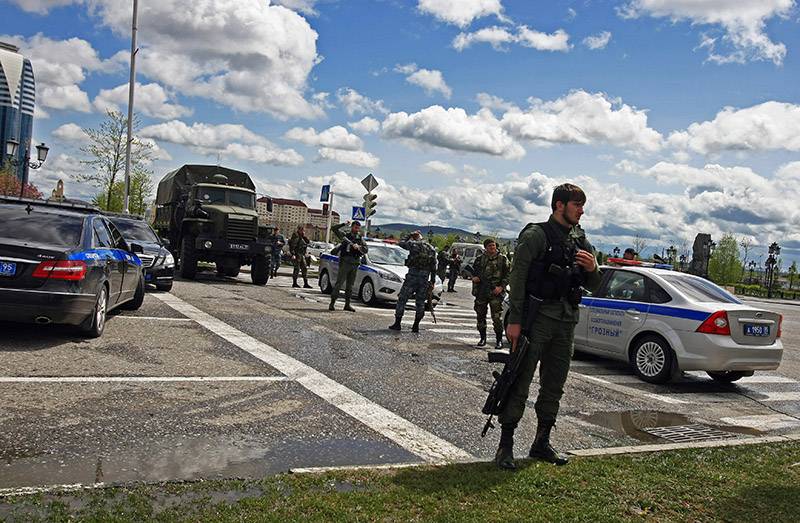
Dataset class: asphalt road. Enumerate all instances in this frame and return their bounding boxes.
[1,267,799,490]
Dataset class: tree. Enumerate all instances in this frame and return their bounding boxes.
[0,162,43,199]
[739,237,753,282]
[92,168,153,215]
[632,235,649,259]
[708,233,742,285]
[76,110,153,212]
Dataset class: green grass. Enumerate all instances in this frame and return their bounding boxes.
[2,442,799,522]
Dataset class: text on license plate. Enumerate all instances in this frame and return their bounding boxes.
[229,243,249,250]
[744,324,770,337]
[0,261,16,277]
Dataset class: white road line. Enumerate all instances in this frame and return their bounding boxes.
[683,371,797,384]
[429,328,480,335]
[111,316,192,322]
[0,376,289,383]
[572,373,690,405]
[154,293,473,463]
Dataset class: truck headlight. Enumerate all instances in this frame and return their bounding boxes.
[204,241,213,249]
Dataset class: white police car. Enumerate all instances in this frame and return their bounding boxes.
[318,240,444,306]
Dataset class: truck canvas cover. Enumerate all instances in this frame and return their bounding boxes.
[156,165,256,205]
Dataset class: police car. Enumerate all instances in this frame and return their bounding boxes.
[0,197,145,337]
[318,240,445,306]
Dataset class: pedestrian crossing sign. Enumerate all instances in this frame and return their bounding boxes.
[352,206,366,220]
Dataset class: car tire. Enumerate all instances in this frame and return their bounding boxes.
[319,270,332,294]
[156,281,173,292]
[631,335,675,384]
[251,256,269,286]
[707,371,748,383]
[179,236,197,280]
[360,278,376,306]
[79,285,108,338]
[121,274,145,310]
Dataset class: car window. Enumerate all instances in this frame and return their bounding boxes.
[110,218,159,243]
[93,220,114,249]
[0,205,84,248]
[647,279,672,304]
[368,245,408,265]
[105,220,126,249]
[600,271,648,302]
[661,274,742,304]
[465,248,475,258]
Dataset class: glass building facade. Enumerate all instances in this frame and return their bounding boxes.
[0,42,36,186]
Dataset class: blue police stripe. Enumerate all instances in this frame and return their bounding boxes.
[322,253,378,275]
[582,297,709,322]
[69,249,143,266]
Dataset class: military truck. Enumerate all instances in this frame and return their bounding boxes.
[153,164,272,285]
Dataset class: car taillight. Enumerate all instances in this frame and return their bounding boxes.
[777,315,783,338]
[32,260,87,281]
[696,310,731,336]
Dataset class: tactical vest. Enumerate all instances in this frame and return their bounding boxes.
[406,242,436,271]
[340,233,363,259]
[522,221,586,304]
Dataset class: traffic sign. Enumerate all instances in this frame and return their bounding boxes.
[352,206,366,221]
[320,184,330,202]
[361,173,379,193]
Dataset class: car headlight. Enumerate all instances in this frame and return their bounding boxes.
[378,270,402,283]
[161,252,175,268]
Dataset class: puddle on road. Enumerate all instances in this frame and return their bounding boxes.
[0,435,416,490]
[578,410,763,443]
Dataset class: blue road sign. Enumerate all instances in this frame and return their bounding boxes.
[352,206,366,221]
[320,184,330,202]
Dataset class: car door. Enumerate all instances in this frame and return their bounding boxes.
[586,270,649,357]
[92,218,123,304]
[575,271,612,351]
[106,219,139,303]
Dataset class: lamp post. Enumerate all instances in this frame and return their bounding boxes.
[666,245,677,265]
[766,242,781,298]
[704,238,716,278]
[613,246,620,258]
[748,260,757,284]
[5,140,49,198]
[679,254,687,272]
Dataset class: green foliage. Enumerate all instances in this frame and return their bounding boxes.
[0,161,43,198]
[708,234,743,285]
[91,167,153,215]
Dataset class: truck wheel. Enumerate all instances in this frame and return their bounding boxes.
[224,266,240,278]
[251,256,269,285]
[179,236,197,279]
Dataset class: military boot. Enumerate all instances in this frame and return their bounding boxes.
[292,278,300,288]
[529,421,569,466]
[494,424,516,470]
[303,279,312,289]
[388,316,402,331]
[343,299,356,312]
[411,314,424,333]
[476,329,487,347]
[495,332,504,350]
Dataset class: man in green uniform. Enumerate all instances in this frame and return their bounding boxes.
[472,239,510,349]
[289,225,312,289]
[496,183,602,469]
[329,220,368,312]
[388,231,437,333]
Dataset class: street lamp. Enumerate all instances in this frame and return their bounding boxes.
[613,246,620,258]
[5,140,49,197]
[679,254,687,272]
[666,245,677,264]
[748,260,757,284]
[766,242,781,298]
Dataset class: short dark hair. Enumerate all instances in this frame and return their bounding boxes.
[483,238,496,248]
[551,183,586,211]
[351,220,361,227]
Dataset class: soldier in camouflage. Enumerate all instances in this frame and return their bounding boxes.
[472,239,510,349]
[329,220,368,312]
[288,226,312,289]
[388,231,437,333]
[436,249,449,282]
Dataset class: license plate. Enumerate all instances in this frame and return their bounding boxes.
[0,261,16,277]
[744,324,770,337]
[228,243,250,251]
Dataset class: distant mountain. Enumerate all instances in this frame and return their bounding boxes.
[371,222,477,238]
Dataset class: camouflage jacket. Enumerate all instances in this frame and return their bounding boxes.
[472,252,510,299]
[288,232,309,256]
[399,238,437,280]
[331,222,368,260]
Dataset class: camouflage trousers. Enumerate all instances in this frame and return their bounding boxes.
[331,258,359,306]
[395,268,430,320]
[498,314,575,427]
[292,255,308,281]
[474,295,504,335]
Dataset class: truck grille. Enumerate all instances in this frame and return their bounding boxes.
[226,217,256,242]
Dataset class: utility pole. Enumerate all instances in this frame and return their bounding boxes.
[325,192,334,244]
[122,0,139,214]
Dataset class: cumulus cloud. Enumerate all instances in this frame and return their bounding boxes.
[500,90,663,152]
[139,120,303,166]
[454,25,571,52]
[51,123,87,142]
[516,27,571,51]
[668,101,800,155]
[618,0,794,65]
[395,63,453,98]
[93,82,192,119]
[348,117,381,134]
[315,148,379,168]
[381,105,525,159]
[583,31,612,50]
[336,87,389,116]
[452,26,516,51]
[284,125,364,151]
[6,0,80,15]
[421,160,457,176]
[417,0,505,28]
[272,0,319,15]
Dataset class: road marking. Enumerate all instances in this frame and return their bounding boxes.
[0,376,289,383]
[569,433,800,457]
[429,328,480,335]
[112,316,192,322]
[154,293,473,464]
[719,414,800,431]
[751,391,800,402]
[683,371,797,384]
[572,373,690,405]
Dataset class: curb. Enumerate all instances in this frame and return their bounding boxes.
[567,432,800,457]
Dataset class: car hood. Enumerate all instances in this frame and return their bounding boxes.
[373,263,407,279]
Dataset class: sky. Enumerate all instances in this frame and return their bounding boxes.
[2,0,800,265]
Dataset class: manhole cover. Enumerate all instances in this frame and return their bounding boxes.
[642,424,741,443]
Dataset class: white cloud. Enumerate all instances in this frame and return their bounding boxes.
[583,31,612,50]
[336,88,389,116]
[417,0,504,28]
[88,0,323,119]
[395,63,453,98]
[500,90,663,152]
[28,153,96,200]
[272,0,319,15]
[139,120,304,166]
[381,105,525,159]
[38,85,92,113]
[618,0,794,65]
[93,82,192,119]
[668,101,800,155]
[316,148,380,168]
[516,27,571,51]
[284,126,363,151]
[348,117,381,134]
[476,92,518,112]
[453,26,516,51]
[421,160,457,176]
[51,123,87,142]
[454,25,571,52]
[6,0,80,15]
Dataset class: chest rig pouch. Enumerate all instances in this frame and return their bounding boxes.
[523,221,586,307]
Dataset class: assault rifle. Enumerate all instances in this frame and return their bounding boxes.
[425,282,438,324]
[481,294,543,437]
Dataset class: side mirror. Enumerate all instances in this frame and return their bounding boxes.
[160,238,171,249]
[129,242,144,254]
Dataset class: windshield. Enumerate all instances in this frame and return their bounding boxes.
[195,187,255,208]
[197,187,226,204]
[368,245,408,265]
[661,275,742,304]
[228,190,255,209]
[0,206,83,248]
[110,219,159,243]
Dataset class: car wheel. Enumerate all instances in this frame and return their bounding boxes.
[156,281,173,292]
[631,335,675,384]
[319,270,332,294]
[121,274,145,310]
[79,285,108,338]
[360,278,376,306]
[707,371,748,383]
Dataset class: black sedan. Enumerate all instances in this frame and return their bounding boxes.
[0,197,145,337]
[107,213,175,292]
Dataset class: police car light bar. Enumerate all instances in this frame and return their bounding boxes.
[606,258,674,270]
